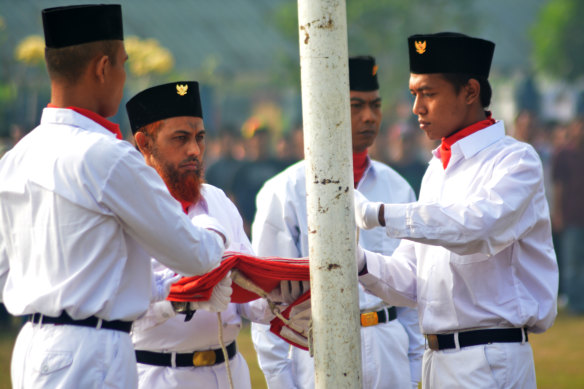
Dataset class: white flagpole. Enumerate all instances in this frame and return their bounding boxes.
[297,0,362,387]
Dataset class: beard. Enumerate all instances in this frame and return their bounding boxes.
[151,150,204,204]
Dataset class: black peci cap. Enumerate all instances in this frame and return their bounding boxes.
[408,32,495,78]
[42,4,124,49]
[126,81,203,134]
[349,56,379,91]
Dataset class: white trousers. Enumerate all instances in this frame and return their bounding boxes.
[422,342,536,389]
[292,319,412,389]
[11,321,137,389]
[137,352,251,389]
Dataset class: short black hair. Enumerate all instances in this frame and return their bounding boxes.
[441,73,492,108]
[45,40,118,84]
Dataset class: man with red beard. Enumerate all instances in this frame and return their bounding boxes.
[126,81,275,389]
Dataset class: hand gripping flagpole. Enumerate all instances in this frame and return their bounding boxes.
[297,0,362,387]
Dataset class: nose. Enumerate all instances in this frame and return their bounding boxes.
[412,95,424,116]
[187,139,201,157]
[362,104,377,123]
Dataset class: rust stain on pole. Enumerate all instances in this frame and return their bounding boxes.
[300,25,310,44]
[316,16,334,30]
[312,177,340,184]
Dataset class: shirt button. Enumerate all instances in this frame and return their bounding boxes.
[41,364,48,373]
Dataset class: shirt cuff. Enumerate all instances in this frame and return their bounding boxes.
[384,203,409,238]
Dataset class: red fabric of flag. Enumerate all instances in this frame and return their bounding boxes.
[167,252,310,303]
[269,290,311,351]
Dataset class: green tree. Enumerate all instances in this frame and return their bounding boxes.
[268,0,481,106]
[531,0,584,81]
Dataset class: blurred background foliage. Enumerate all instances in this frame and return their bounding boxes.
[0,0,583,139]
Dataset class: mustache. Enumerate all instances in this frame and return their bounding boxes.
[179,157,201,167]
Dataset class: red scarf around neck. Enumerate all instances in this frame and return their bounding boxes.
[439,112,495,169]
[179,199,193,214]
[47,104,123,140]
[353,150,368,188]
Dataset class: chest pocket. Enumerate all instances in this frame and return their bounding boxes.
[448,247,516,305]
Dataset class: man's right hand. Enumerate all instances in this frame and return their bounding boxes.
[269,280,310,304]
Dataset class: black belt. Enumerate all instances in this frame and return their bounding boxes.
[426,328,528,351]
[29,312,132,333]
[136,341,237,367]
[360,306,397,327]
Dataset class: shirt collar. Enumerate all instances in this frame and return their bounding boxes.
[186,185,209,215]
[433,121,505,163]
[47,104,122,139]
[356,157,377,190]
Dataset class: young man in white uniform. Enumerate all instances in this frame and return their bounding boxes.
[355,33,558,388]
[251,57,424,389]
[127,81,275,389]
[0,5,226,389]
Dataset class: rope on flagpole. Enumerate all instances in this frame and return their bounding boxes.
[230,269,293,327]
[217,312,234,389]
[216,269,293,389]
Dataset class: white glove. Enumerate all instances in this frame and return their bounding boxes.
[354,189,383,230]
[191,213,231,249]
[269,280,310,304]
[189,271,233,312]
[151,269,181,302]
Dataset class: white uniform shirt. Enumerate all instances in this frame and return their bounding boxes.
[360,121,558,334]
[251,159,425,388]
[132,184,269,352]
[0,108,224,321]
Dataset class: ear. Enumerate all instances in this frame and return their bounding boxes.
[134,132,151,155]
[94,55,109,84]
[464,79,481,105]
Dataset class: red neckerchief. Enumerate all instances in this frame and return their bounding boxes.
[179,199,193,214]
[47,103,123,140]
[439,112,495,169]
[353,150,368,188]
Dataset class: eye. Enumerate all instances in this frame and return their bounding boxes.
[351,103,363,109]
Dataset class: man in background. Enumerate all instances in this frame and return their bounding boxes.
[251,56,424,388]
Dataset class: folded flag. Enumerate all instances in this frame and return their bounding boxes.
[167,252,310,303]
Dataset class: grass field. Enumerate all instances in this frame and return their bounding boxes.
[1,311,583,389]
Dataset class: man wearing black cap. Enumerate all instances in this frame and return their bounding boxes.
[250,56,424,389]
[126,81,278,389]
[355,33,558,387]
[0,5,225,388]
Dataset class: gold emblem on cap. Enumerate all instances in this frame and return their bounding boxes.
[176,84,188,96]
[415,40,427,54]
[372,65,378,76]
